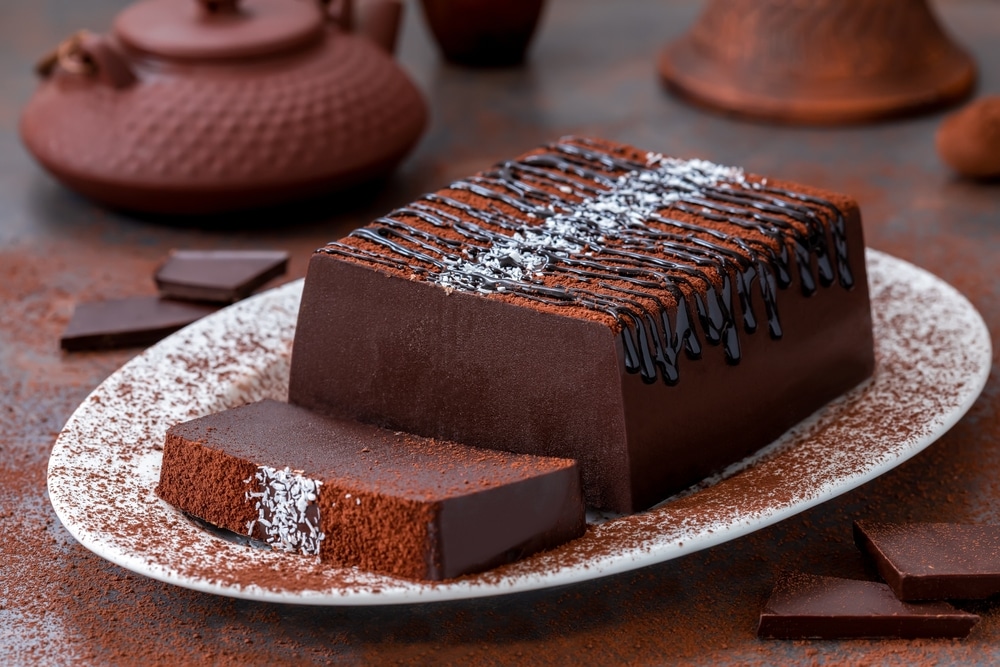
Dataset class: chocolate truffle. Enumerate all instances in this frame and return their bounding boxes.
[156,399,585,581]
[289,136,875,513]
[936,97,1000,179]
[757,571,979,640]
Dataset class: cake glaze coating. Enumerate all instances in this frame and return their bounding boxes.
[290,136,876,512]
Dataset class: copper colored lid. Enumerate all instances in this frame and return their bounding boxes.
[114,0,325,60]
[658,0,976,124]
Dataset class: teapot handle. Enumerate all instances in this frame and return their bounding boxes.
[355,0,403,54]
[36,31,136,90]
[320,0,400,54]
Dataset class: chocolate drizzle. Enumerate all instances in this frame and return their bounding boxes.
[320,137,856,386]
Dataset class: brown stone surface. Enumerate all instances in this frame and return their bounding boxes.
[5,0,1000,664]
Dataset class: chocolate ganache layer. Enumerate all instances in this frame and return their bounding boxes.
[289,136,876,512]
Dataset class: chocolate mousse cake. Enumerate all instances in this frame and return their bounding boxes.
[290,136,875,513]
[156,399,585,581]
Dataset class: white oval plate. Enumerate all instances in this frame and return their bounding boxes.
[47,250,991,605]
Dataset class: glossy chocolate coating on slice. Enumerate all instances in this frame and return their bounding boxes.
[156,399,585,581]
[855,521,1000,600]
[61,296,218,351]
[757,571,979,640]
[289,136,875,512]
[154,250,289,304]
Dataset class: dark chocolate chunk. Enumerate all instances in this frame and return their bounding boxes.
[60,296,218,351]
[855,521,1000,600]
[757,571,979,640]
[156,399,586,581]
[154,250,289,303]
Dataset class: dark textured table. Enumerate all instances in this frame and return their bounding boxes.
[3,1,1000,664]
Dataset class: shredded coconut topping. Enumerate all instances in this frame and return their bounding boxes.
[246,466,324,556]
[431,152,746,291]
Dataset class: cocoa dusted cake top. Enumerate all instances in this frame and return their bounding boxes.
[320,136,860,386]
[165,399,578,503]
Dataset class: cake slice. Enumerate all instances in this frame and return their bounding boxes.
[156,399,585,581]
[289,136,875,513]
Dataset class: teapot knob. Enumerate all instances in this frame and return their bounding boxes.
[36,31,136,90]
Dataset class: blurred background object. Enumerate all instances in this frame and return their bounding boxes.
[937,96,1000,179]
[659,0,977,124]
[19,0,427,215]
[419,0,546,67]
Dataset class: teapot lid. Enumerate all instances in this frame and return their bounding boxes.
[113,0,325,60]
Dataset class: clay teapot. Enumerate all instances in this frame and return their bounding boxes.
[20,0,428,214]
